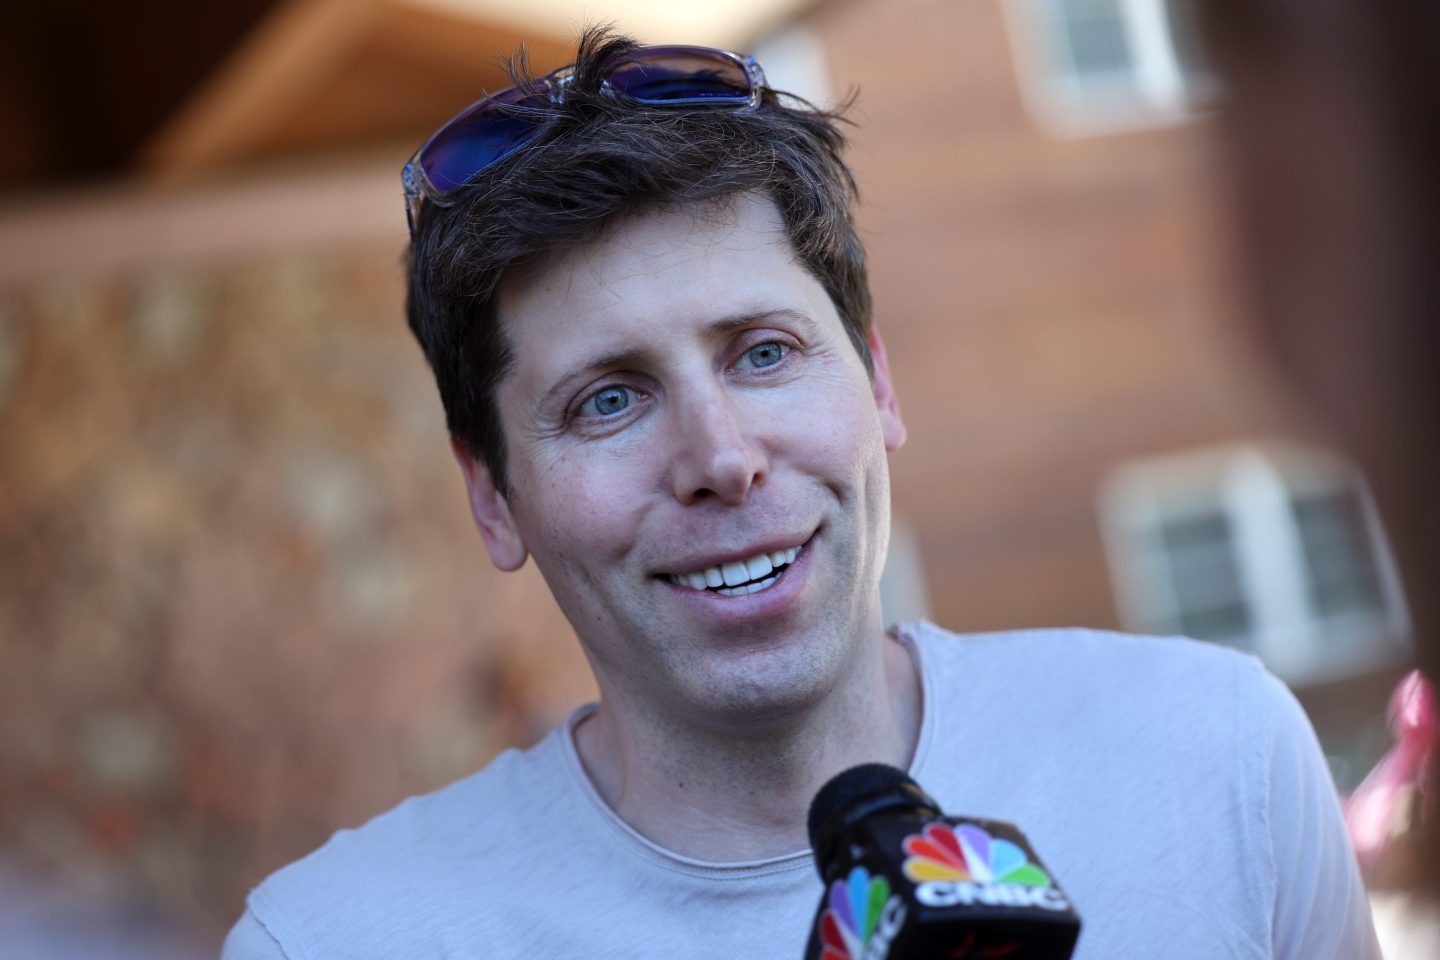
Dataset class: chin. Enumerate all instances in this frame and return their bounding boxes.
[674,630,851,730]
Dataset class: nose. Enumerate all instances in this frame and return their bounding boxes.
[669,386,768,506]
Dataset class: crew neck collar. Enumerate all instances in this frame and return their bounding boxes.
[552,623,936,877]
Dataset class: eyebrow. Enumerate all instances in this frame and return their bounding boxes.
[536,309,818,411]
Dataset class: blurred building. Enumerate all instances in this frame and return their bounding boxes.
[0,0,1413,945]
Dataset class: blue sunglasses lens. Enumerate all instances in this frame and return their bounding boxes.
[414,49,757,205]
[606,51,753,104]
[421,85,547,192]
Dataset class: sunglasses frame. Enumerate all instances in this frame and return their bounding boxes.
[402,45,769,237]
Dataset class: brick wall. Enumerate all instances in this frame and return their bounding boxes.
[810,0,1300,633]
[0,229,595,932]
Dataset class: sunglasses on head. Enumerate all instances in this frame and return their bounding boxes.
[401,44,770,237]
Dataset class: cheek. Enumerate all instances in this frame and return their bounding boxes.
[525,445,652,559]
[762,373,884,473]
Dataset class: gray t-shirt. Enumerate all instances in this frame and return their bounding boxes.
[222,623,1380,958]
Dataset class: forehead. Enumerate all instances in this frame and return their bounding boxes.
[494,194,835,376]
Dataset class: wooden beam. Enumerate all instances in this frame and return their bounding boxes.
[139,0,822,179]
[0,152,406,286]
[370,2,574,82]
[143,0,386,177]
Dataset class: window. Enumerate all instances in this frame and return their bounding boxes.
[1099,444,1410,687]
[1006,0,1216,134]
[1152,507,1252,646]
[1292,488,1386,624]
[1047,0,1134,88]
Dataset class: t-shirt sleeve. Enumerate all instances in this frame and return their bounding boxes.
[220,906,293,960]
[1260,669,1382,960]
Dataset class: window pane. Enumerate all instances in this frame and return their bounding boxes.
[1292,490,1384,620]
[1048,0,1134,81]
[1178,604,1252,644]
[1154,509,1253,644]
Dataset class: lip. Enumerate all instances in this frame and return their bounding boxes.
[657,532,817,623]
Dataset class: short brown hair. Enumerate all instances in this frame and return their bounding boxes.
[405,27,871,496]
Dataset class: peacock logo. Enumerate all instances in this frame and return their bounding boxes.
[901,822,1052,887]
[817,865,907,960]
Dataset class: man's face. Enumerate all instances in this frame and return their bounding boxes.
[457,194,905,729]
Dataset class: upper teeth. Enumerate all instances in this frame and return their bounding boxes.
[669,546,800,591]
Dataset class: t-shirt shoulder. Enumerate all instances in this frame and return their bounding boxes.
[900,621,1297,955]
[903,620,1270,726]
[239,728,572,955]
[904,619,1261,672]
[900,620,1277,812]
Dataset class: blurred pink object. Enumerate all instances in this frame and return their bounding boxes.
[1345,671,1437,866]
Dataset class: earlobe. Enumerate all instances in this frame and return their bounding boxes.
[867,327,907,452]
[451,440,529,572]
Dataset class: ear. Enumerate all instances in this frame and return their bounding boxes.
[867,327,907,452]
[451,440,528,572]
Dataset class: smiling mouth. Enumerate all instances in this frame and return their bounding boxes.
[666,545,802,597]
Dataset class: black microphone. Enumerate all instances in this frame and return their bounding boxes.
[803,764,1081,959]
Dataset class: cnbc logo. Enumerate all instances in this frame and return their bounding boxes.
[817,865,907,960]
[901,822,1071,911]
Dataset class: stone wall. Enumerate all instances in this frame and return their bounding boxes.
[0,230,595,935]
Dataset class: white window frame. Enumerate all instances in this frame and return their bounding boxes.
[1004,0,1217,137]
[1098,443,1411,687]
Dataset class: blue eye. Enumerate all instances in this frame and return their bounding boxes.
[579,385,633,418]
[745,341,788,368]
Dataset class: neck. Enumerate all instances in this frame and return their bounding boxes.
[573,631,921,861]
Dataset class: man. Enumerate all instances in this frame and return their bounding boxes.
[223,29,1379,958]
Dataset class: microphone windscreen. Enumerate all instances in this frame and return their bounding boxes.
[807,763,936,872]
